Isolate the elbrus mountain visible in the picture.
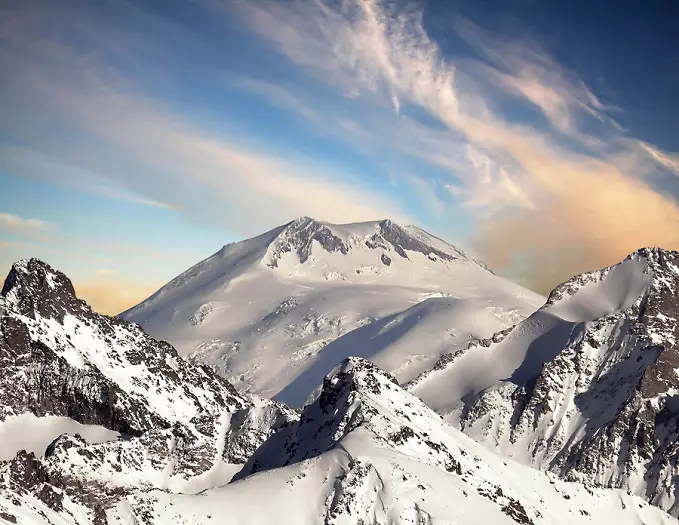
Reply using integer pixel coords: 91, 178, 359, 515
122, 217, 543, 406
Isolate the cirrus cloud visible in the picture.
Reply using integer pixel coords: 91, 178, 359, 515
0, 212, 52, 234
0, 1, 411, 238
232, 0, 679, 289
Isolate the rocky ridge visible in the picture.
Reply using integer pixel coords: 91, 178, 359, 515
0, 259, 297, 523
223, 357, 673, 525
414, 248, 679, 515
262, 217, 477, 270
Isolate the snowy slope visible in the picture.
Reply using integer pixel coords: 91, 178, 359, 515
408, 248, 679, 515
100, 358, 675, 525
122, 217, 543, 406
1, 259, 677, 525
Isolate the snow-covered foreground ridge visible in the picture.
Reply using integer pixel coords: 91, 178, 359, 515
1, 257, 675, 525
122, 217, 543, 406
410, 247, 679, 515
112, 358, 675, 524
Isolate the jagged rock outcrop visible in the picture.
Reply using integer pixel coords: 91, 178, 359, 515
0, 259, 297, 523
263, 217, 477, 269
221, 357, 671, 525
412, 248, 679, 515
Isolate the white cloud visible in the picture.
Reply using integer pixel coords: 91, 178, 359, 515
463, 145, 534, 212
0, 6, 410, 236
0, 212, 52, 234
450, 17, 620, 136
233, 0, 679, 288
0, 145, 177, 210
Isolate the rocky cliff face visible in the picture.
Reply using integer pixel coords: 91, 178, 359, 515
439, 248, 679, 514
226, 357, 672, 525
0, 259, 297, 523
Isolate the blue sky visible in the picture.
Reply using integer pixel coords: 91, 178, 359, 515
1, 0, 678, 312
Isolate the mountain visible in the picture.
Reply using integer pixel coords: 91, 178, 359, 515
0, 259, 676, 525
408, 247, 679, 515
0, 259, 296, 523
102, 358, 673, 524
122, 217, 543, 406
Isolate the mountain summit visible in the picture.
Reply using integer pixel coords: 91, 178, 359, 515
122, 218, 543, 406
409, 247, 679, 515
261, 216, 482, 270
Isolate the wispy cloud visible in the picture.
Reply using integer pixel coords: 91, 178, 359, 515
0, 145, 177, 210
0, 1, 410, 236
0, 212, 52, 234
450, 17, 620, 137
233, 0, 679, 288
639, 142, 679, 176
49, 80, 409, 230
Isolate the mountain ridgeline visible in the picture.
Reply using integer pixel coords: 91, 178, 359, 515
410, 247, 679, 514
0, 258, 297, 523
0, 257, 674, 524
3, 218, 679, 523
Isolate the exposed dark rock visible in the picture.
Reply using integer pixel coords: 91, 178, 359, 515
394, 245, 409, 259
378, 220, 455, 261
451, 247, 679, 516
266, 217, 348, 268
264, 217, 478, 270
0, 512, 17, 523
0, 258, 298, 521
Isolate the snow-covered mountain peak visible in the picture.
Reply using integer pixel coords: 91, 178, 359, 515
324, 355, 400, 391
629, 245, 679, 264
262, 216, 478, 273
122, 218, 544, 405
408, 247, 679, 515
230, 357, 676, 525
545, 246, 679, 309
2, 258, 70, 296
263, 216, 350, 268
236, 356, 409, 475
1, 258, 84, 321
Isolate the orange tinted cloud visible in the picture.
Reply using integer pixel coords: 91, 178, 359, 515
237, 0, 679, 290
475, 149, 679, 291
75, 280, 161, 315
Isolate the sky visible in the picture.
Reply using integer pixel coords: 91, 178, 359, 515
1, 0, 678, 314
